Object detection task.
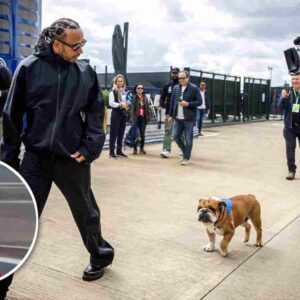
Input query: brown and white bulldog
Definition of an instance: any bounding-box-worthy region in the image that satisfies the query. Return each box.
[197,195,263,257]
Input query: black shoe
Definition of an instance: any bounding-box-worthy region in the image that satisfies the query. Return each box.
[82,263,105,281]
[286,171,295,180]
[109,152,118,159]
[116,151,128,158]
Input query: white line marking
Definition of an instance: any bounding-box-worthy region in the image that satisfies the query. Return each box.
[197,133,220,138]
[0,244,30,251]
[0,200,32,204]
[0,183,23,186]
[0,257,21,265]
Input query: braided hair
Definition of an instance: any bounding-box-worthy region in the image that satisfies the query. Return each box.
[35,18,80,50]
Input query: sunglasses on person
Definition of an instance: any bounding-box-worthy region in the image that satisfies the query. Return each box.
[179,77,187,80]
[137,87,144,90]
[57,38,87,51]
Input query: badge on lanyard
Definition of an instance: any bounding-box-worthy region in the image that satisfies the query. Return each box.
[293,89,300,113]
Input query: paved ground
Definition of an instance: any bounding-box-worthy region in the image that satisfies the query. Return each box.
[6,121,300,300]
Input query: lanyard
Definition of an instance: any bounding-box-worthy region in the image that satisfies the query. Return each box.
[293,89,299,104]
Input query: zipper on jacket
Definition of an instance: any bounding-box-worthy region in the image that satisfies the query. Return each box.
[50,62,61,151]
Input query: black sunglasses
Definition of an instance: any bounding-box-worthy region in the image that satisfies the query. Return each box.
[57,38,87,51]
[179,77,187,80]
[137,87,144,90]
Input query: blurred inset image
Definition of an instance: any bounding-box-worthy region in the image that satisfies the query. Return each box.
[0,162,38,280]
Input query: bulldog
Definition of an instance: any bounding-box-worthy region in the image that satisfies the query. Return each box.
[197,195,262,257]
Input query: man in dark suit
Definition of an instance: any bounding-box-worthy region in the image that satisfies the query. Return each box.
[169,71,202,165]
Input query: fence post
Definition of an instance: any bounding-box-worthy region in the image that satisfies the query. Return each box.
[258,79,262,117]
[223,75,227,122]
[211,73,215,124]
[233,76,237,121]
[105,65,108,89]
[266,79,271,120]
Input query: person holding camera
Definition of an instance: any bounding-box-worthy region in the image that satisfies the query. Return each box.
[279,74,300,180]
[109,74,129,159]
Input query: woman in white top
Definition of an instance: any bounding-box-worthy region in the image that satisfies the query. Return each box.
[109,74,129,158]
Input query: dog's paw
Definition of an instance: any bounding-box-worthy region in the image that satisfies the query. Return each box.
[220,248,228,257]
[203,244,215,252]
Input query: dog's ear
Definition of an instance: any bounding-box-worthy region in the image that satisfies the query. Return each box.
[197,199,204,212]
[215,201,227,226]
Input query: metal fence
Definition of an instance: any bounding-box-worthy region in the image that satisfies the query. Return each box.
[98,66,271,124]
[243,77,271,121]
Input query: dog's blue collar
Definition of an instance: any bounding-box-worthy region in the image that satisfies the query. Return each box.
[222,198,233,215]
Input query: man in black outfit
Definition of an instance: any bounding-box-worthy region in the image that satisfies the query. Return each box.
[0,64,13,300]
[0,18,114,296]
[0,64,12,137]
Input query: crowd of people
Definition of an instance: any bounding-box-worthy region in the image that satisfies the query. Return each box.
[108,68,210,164]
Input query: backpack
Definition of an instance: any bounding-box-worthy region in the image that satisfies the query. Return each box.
[124,125,140,148]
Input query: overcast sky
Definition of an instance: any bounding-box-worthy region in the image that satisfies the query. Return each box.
[42,0,300,86]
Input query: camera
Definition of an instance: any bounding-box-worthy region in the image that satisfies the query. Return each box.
[284,37,300,75]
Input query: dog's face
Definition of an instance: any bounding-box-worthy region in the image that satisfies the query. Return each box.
[197,198,226,224]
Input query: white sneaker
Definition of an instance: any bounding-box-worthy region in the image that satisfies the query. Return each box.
[178,150,183,156]
[181,159,191,166]
[160,150,170,158]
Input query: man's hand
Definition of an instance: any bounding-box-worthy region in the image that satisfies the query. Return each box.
[179,101,189,107]
[168,116,173,123]
[281,89,290,99]
[158,107,162,112]
[71,151,86,163]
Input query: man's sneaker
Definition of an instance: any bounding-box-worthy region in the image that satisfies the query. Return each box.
[160,149,170,158]
[117,151,128,158]
[178,150,183,156]
[109,153,118,159]
[181,159,191,166]
[286,172,295,180]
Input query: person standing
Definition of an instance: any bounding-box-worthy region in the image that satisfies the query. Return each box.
[130,83,151,155]
[0,18,114,284]
[196,81,209,136]
[169,71,202,165]
[0,65,12,137]
[158,67,180,158]
[279,74,300,180]
[109,74,129,159]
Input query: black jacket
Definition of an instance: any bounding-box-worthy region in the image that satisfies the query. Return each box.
[160,78,179,115]
[0,47,105,166]
[130,94,151,124]
[169,82,202,122]
[0,65,12,117]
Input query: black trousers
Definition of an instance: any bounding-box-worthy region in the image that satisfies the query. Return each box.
[109,110,127,154]
[134,116,147,150]
[0,275,13,300]
[283,127,300,172]
[20,151,112,261]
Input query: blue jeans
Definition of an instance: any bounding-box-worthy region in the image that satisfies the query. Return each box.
[173,119,194,160]
[196,109,205,134]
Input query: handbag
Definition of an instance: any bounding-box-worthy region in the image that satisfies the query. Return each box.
[124,124,140,148]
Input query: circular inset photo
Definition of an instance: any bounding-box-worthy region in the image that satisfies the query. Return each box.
[0,162,38,281]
